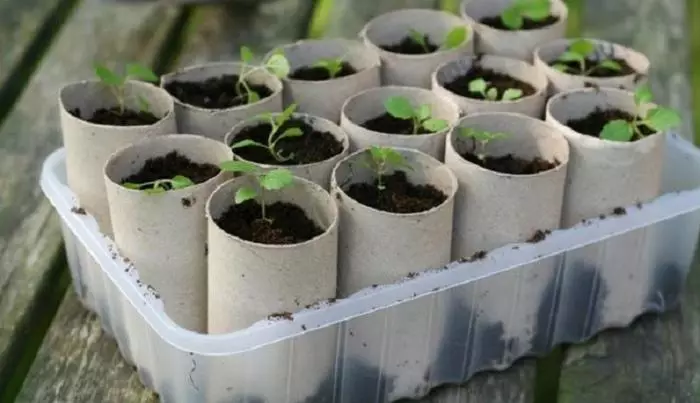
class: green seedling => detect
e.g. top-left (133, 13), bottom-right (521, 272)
top-left (408, 26), bottom-right (468, 53)
top-left (458, 127), bottom-right (509, 161)
top-left (237, 46), bottom-right (291, 104)
top-left (362, 146), bottom-right (413, 191)
top-left (230, 104), bottom-right (303, 162)
top-left (500, 0), bottom-right (551, 30)
top-left (384, 96), bottom-right (449, 134)
top-left (313, 56), bottom-right (345, 79)
top-left (599, 85), bottom-right (681, 142)
top-left (219, 160), bottom-right (294, 221)
top-left (122, 175), bottom-right (194, 194)
top-left (552, 39), bottom-right (622, 75)
top-left (94, 63), bottom-right (159, 115)
top-left (468, 78), bottom-right (523, 101)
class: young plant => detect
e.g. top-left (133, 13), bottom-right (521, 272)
top-left (237, 46), bottom-right (291, 104)
top-left (500, 0), bottom-right (551, 30)
top-left (458, 127), bottom-right (509, 161)
top-left (122, 175), bottom-right (194, 194)
top-left (218, 160), bottom-right (294, 221)
top-left (230, 104), bottom-right (303, 162)
top-left (599, 85), bottom-right (681, 142)
top-left (94, 63), bottom-right (159, 115)
top-left (552, 39), bottom-right (622, 75)
top-left (363, 146), bottom-right (412, 190)
top-left (313, 56), bottom-right (345, 79)
top-left (384, 96), bottom-right (449, 134)
top-left (408, 26), bottom-right (468, 53)
top-left (468, 78), bottom-right (523, 101)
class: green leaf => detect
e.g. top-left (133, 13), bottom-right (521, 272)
top-left (382, 148), bottom-right (407, 167)
top-left (260, 169), bottom-right (294, 190)
top-left (230, 139), bottom-right (268, 150)
top-left (645, 107), bottom-right (682, 132)
top-left (416, 104), bottom-right (431, 121)
top-left (486, 87), bottom-right (499, 101)
top-left (241, 46), bottom-right (254, 64)
top-left (501, 7), bottom-right (523, 29)
top-left (408, 29), bottom-right (427, 47)
top-left (122, 182), bottom-right (142, 190)
top-left (502, 88), bottom-right (523, 101)
top-left (557, 51), bottom-right (584, 63)
top-left (369, 146), bottom-right (386, 163)
top-left (266, 53), bottom-right (290, 78)
top-left (235, 186), bottom-right (258, 204)
top-left (459, 128), bottom-right (508, 142)
top-left (422, 118), bottom-right (448, 132)
top-left (126, 63), bottom-right (158, 82)
top-left (442, 26), bottom-right (468, 50)
top-left (171, 175), bottom-right (194, 189)
top-left (246, 90), bottom-right (261, 104)
top-left (219, 160), bottom-right (260, 173)
top-left (468, 78), bottom-right (488, 94)
top-left (277, 127), bottom-right (304, 140)
top-left (521, 0), bottom-right (551, 20)
top-left (552, 64), bottom-right (570, 73)
top-left (275, 104), bottom-right (297, 126)
top-left (94, 64), bottom-right (123, 86)
top-left (634, 85), bottom-right (653, 105)
top-left (568, 39), bottom-right (595, 57)
top-left (384, 96), bottom-right (415, 119)
top-left (598, 59), bottom-right (622, 71)
top-left (137, 95), bottom-right (151, 112)
top-left (600, 120), bottom-right (635, 142)
top-left (143, 187), bottom-right (167, 195)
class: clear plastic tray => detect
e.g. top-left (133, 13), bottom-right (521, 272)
top-left (40, 133), bottom-right (700, 403)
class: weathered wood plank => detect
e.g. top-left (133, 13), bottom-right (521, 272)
top-left (556, 1), bottom-right (697, 401)
top-left (0, 0), bottom-right (179, 398)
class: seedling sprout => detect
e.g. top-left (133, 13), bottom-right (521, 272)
top-left (599, 85), bottom-right (681, 142)
top-left (468, 78), bottom-right (523, 101)
top-left (552, 39), bottom-right (622, 75)
top-left (122, 175), bottom-right (194, 194)
top-left (384, 96), bottom-right (448, 134)
top-left (94, 63), bottom-right (159, 115)
top-left (219, 160), bottom-right (294, 221)
top-left (408, 26), bottom-right (468, 53)
top-left (313, 56), bottom-right (345, 79)
top-left (458, 127), bottom-right (509, 161)
top-left (237, 46), bottom-right (290, 104)
top-left (230, 104), bottom-right (303, 163)
top-left (500, 0), bottom-right (551, 30)
top-left (362, 146), bottom-right (413, 190)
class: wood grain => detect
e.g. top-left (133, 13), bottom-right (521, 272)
top-left (2, 0), bottom-right (179, 399)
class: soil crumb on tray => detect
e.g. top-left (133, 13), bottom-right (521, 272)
top-left (381, 35), bottom-right (439, 55)
top-left (289, 62), bottom-right (358, 81)
top-left (232, 118), bottom-right (343, 165)
top-left (71, 107), bottom-right (159, 126)
top-left (443, 66), bottom-right (536, 100)
top-left (268, 311), bottom-right (293, 320)
top-left (480, 15), bottom-right (559, 30)
top-left (462, 152), bottom-right (559, 175)
top-left (362, 113), bottom-right (433, 135)
top-left (552, 58), bottom-right (635, 77)
top-left (215, 201), bottom-right (323, 244)
top-left (566, 108), bottom-right (655, 140)
top-left (121, 151), bottom-right (219, 186)
top-left (164, 74), bottom-right (272, 109)
top-left (345, 171), bottom-right (447, 213)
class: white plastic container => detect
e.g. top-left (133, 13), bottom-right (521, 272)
top-left (41, 133), bottom-right (700, 402)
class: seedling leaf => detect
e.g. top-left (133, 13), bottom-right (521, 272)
top-left (230, 139), bottom-right (268, 150)
top-left (95, 64), bottom-right (123, 86)
top-left (126, 63), bottom-right (158, 82)
top-left (171, 175), bottom-right (194, 189)
top-left (137, 95), bottom-right (151, 112)
top-left (552, 64), bottom-right (570, 72)
top-left (634, 85), bottom-right (653, 104)
top-left (247, 90), bottom-right (261, 104)
top-left (241, 46), bottom-right (254, 64)
top-left (459, 127), bottom-right (508, 142)
top-left (598, 59), bottom-right (622, 71)
top-left (468, 78), bottom-right (488, 93)
top-left (646, 107), bottom-right (681, 132)
top-left (502, 88), bottom-right (523, 101)
top-left (409, 29), bottom-right (428, 48)
top-left (501, 8), bottom-right (523, 29)
top-left (278, 127), bottom-right (304, 141)
top-left (123, 182), bottom-right (142, 190)
top-left (569, 39), bottom-right (596, 56)
top-left (385, 96), bottom-right (415, 120)
top-left (219, 160), bottom-right (260, 173)
top-left (261, 169), bottom-right (294, 190)
top-left (266, 52), bottom-right (290, 78)
top-left (600, 120), bottom-right (634, 142)
top-left (521, 1), bottom-right (550, 20)
top-left (423, 118), bottom-right (448, 132)
top-left (486, 87), bottom-right (499, 100)
top-left (235, 186), bottom-right (258, 204)
top-left (557, 51), bottom-right (583, 63)
top-left (443, 26), bottom-right (467, 50)
top-left (275, 104), bottom-right (297, 127)
top-left (416, 104), bottom-right (431, 121)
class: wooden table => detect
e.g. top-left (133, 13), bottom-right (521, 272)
top-left (0, 0), bottom-right (698, 401)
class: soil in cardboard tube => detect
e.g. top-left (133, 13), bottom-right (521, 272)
top-left (163, 74), bottom-right (273, 109)
top-left (70, 107), bottom-right (160, 126)
top-left (362, 113), bottom-right (433, 135)
top-left (289, 62), bottom-right (358, 81)
top-left (462, 151), bottom-right (559, 175)
top-left (443, 66), bottom-right (537, 100)
top-left (381, 34), bottom-right (439, 54)
top-left (216, 201), bottom-right (323, 244)
top-left (232, 118), bottom-right (343, 164)
top-left (345, 171), bottom-right (447, 213)
top-left (480, 15), bottom-right (559, 30)
top-left (551, 58), bottom-right (636, 77)
top-left (566, 108), bottom-right (655, 141)
top-left (121, 151), bottom-right (219, 187)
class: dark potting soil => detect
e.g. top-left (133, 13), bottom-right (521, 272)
top-left (232, 118), bottom-right (343, 165)
top-left (121, 151), bottom-right (219, 187)
top-left (480, 15), bottom-right (559, 30)
top-left (380, 35), bottom-right (439, 55)
top-left (462, 151), bottom-right (559, 175)
top-left (443, 66), bottom-right (537, 100)
top-left (215, 201), bottom-right (323, 245)
top-left (362, 113), bottom-right (432, 135)
top-left (552, 58), bottom-right (636, 77)
top-left (566, 108), bottom-right (655, 140)
top-left (288, 62), bottom-right (358, 81)
top-left (345, 171), bottom-right (447, 214)
top-left (70, 107), bottom-right (159, 126)
top-left (163, 75), bottom-right (273, 109)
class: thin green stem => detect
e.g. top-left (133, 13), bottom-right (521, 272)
top-left (260, 185), bottom-right (267, 221)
